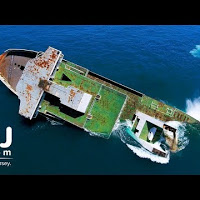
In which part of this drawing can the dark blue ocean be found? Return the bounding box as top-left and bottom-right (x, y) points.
(0, 25), (200, 174)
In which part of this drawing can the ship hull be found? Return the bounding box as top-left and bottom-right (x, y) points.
(0, 47), (198, 158)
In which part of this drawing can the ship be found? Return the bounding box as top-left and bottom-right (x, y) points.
(0, 46), (198, 159)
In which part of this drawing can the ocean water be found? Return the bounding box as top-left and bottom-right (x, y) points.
(0, 25), (200, 174)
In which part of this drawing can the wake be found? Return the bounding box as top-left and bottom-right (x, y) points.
(112, 120), (170, 164)
(111, 96), (200, 164)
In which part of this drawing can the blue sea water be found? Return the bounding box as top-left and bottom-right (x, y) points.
(0, 25), (200, 174)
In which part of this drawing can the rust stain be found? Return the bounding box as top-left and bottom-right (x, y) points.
(26, 92), (31, 103)
(34, 59), (50, 69)
(25, 84), (32, 103)
(0, 53), (6, 63)
(50, 49), (57, 60)
(32, 49), (58, 71)
(25, 108), (29, 114)
(26, 84), (32, 91)
(68, 89), (76, 103)
(0, 53), (7, 77)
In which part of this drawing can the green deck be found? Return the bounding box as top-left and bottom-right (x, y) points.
(38, 59), (198, 139)
(39, 61), (126, 138)
(84, 85), (126, 135)
(139, 121), (163, 144)
(55, 62), (101, 96)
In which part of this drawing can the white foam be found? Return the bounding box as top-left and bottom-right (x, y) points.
(186, 97), (200, 122)
(125, 119), (134, 128)
(165, 120), (182, 129)
(190, 45), (200, 58)
(113, 120), (170, 164)
(126, 144), (170, 164)
(83, 128), (106, 138)
(46, 118), (63, 126)
(112, 119), (121, 132)
(112, 119), (133, 137)
(165, 120), (189, 152)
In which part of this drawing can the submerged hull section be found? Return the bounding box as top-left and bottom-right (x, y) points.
(0, 47), (198, 158)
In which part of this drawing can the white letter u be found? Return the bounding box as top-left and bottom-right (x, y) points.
(0, 127), (12, 148)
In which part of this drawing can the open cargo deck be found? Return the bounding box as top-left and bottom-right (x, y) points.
(39, 60), (127, 138)
(38, 56), (197, 138)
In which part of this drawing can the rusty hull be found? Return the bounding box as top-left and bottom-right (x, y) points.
(0, 51), (34, 94)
